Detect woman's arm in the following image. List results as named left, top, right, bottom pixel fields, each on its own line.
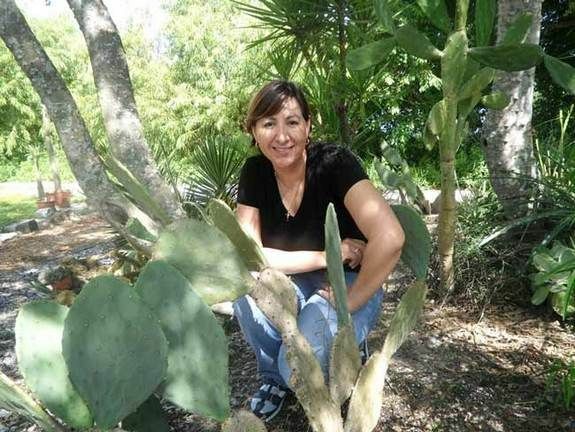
left=342, top=180, right=405, bottom=312
left=236, top=203, right=327, bottom=274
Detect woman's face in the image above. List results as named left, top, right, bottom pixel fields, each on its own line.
left=252, top=97, right=311, bottom=171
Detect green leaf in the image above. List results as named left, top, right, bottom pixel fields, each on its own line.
left=441, top=31, right=468, bottom=96
left=15, top=301, right=93, bottom=429
left=482, top=91, right=510, bottom=110
left=396, top=24, right=443, bottom=60
left=474, top=0, right=496, bottom=46
left=469, top=44, right=543, bottom=71
left=391, top=205, right=431, bottom=279
left=375, top=0, right=395, bottom=34
left=502, top=12, right=533, bottom=45
left=135, top=261, right=230, bottom=421
left=346, top=38, right=396, bottom=70
left=325, top=203, right=351, bottom=326
left=544, top=55, right=575, bottom=95
left=416, top=0, right=451, bottom=33
left=376, top=165, right=402, bottom=188
left=531, top=285, right=550, bottom=305
left=123, top=395, right=169, bottom=432
left=563, top=271, right=575, bottom=319
left=532, top=251, right=557, bottom=272
left=458, top=67, right=495, bottom=100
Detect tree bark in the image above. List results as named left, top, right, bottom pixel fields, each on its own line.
left=66, top=0, right=185, bottom=221
left=0, top=0, right=155, bottom=232
left=41, top=105, right=62, bottom=193
left=482, top=0, right=542, bottom=219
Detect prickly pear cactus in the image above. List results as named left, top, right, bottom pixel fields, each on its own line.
left=0, top=371, right=62, bottom=432
left=221, top=409, right=267, bottom=432
left=62, top=275, right=168, bottom=429
left=328, top=323, right=361, bottom=406
left=208, top=199, right=268, bottom=271
left=15, top=301, right=92, bottom=429
left=324, top=204, right=361, bottom=405
left=135, top=261, right=230, bottom=421
left=251, top=268, right=344, bottom=432
left=153, top=218, right=251, bottom=305
left=390, top=205, right=431, bottom=280
left=122, top=394, right=169, bottom=432
left=344, top=280, right=427, bottom=432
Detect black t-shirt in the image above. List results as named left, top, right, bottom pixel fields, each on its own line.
left=237, top=142, right=368, bottom=253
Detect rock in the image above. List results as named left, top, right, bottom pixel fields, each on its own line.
left=431, top=189, right=475, bottom=214
left=211, top=301, right=234, bottom=316
left=4, top=219, right=38, bottom=234
left=34, top=207, right=56, bottom=219
left=0, top=232, right=19, bottom=243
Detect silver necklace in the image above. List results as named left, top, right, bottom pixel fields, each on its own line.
left=275, top=172, right=304, bottom=221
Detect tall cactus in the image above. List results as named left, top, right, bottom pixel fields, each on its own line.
left=347, top=0, right=575, bottom=293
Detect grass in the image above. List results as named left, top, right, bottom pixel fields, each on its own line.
left=0, top=196, right=38, bottom=227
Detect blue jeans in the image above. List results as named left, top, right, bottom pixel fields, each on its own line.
left=233, top=270, right=384, bottom=388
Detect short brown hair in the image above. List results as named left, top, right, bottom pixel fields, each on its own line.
left=245, top=80, right=311, bottom=144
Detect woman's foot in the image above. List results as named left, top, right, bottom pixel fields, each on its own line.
left=250, top=380, right=289, bottom=422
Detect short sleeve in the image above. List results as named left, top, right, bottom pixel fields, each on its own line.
left=331, top=146, right=368, bottom=199
left=237, top=157, right=261, bottom=208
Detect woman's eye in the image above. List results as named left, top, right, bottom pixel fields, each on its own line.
left=289, top=120, right=300, bottom=126
left=263, top=122, right=274, bottom=128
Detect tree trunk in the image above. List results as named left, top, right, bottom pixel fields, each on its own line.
left=482, top=0, right=542, bottom=219
left=0, top=0, right=156, bottom=233
left=66, top=0, right=185, bottom=222
left=32, top=150, right=46, bottom=200
left=41, top=105, right=62, bottom=193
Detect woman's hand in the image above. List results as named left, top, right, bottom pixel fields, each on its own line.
left=340, top=238, right=366, bottom=269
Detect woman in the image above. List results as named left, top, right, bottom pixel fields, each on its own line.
left=234, top=80, right=404, bottom=421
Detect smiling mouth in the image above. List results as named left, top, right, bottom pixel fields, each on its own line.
left=273, top=145, right=295, bottom=152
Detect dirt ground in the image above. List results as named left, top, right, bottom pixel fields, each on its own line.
left=0, top=212, right=574, bottom=431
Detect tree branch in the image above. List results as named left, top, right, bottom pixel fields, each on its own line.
left=66, top=0, right=185, bottom=222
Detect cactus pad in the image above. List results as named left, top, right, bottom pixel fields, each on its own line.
left=329, top=323, right=361, bottom=407
left=251, top=268, right=343, bottom=431
left=469, top=44, right=543, bottom=72
left=324, top=203, right=351, bottom=326
left=396, top=24, right=443, bottom=60
left=345, top=280, right=427, bottom=432
left=62, top=275, right=168, bottom=429
left=15, top=301, right=92, bottom=429
left=153, top=218, right=251, bottom=305
left=221, top=409, right=267, bottom=432
left=122, top=394, right=169, bottom=432
left=135, top=261, right=230, bottom=420
left=441, top=31, right=467, bottom=96
left=0, top=371, right=62, bottom=432
left=391, top=205, right=431, bottom=280
left=207, top=199, right=267, bottom=271
left=346, top=38, right=396, bottom=70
